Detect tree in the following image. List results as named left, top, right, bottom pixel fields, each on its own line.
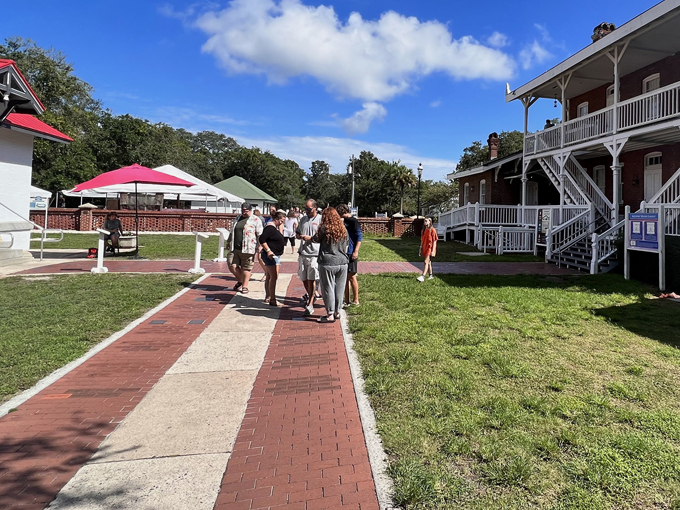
left=455, top=130, right=524, bottom=172
left=392, top=164, right=417, bottom=215
left=305, top=160, right=336, bottom=207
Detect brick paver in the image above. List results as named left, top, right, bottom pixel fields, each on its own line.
left=213, top=278, right=380, bottom=510
left=13, top=259, right=576, bottom=276
left=0, top=275, right=236, bottom=509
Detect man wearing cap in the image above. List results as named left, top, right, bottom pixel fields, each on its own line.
left=296, top=198, right=322, bottom=315
left=228, top=202, right=263, bottom=294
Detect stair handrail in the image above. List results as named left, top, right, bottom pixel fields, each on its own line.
left=563, top=170, right=590, bottom=206
left=0, top=201, right=45, bottom=232
left=547, top=209, right=590, bottom=258
left=538, top=156, right=589, bottom=206
left=565, top=156, right=613, bottom=218
left=647, top=166, right=680, bottom=204
left=590, top=219, right=624, bottom=274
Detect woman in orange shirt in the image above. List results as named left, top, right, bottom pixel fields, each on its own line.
left=418, top=217, right=438, bottom=282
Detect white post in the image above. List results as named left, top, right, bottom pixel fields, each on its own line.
left=474, top=202, right=480, bottom=227
left=546, top=228, right=552, bottom=261
left=214, top=227, right=229, bottom=262
left=189, top=232, right=209, bottom=274
left=640, top=200, right=646, bottom=213
left=590, top=232, right=598, bottom=274
left=613, top=49, right=619, bottom=135
left=589, top=202, right=596, bottom=234
left=659, top=205, right=666, bottom=291
left=497, top=226, right=504, bottom=255
left=624, top=206, right=631, bottom=280
left=92, top=228, right=110, bottom=274
left=612, top=164, right=621, bottom=224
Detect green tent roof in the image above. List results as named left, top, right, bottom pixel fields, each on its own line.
left=213, top=176, right=277, bottom=203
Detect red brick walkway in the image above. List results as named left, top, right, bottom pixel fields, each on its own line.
left=0, top=276, right=236, bottom=509
left=213, top=278, right=380, bottom=510
left=12, top=260, right=575, bottom=276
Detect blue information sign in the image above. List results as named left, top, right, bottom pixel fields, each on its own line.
left=628, top=213, right=659, bottom=251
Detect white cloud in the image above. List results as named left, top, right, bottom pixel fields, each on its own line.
left=232, top=134, right=457, bottom=181
left=430, top=100, right=442, bottom=108
left=340, top=102, right=387, bottom=135
left=519, top=41, right=552, bottom=70
left=151, top=106, right=255, bottom=127
left=487, top=31, right=509, bottom=48
left=534, top=23, right=551, bottom=43
left=192, top=0, right=515, bottom=103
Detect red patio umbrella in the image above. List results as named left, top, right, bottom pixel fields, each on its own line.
left=72, top=164, right=193, bottom=257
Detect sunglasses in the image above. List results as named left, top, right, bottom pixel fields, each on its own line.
left=305, top=207, right=314, bottom=212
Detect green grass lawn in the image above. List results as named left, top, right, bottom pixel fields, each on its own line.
left=31, top=233, right=221, bottom=260
left=360, top=236, right=543, bottom=263
left=0, top=274, right=197, bottom=404
left=348, top=273, right=680, bottom=509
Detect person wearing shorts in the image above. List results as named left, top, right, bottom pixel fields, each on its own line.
left=259, top=211, right=286, bottom=306
left=336, top=204, right=362, bottom=306
left=283, top=211, right=298, bottom=254
left=103, top=212, right=123, bottom=253
left=228, top=202, right=263, bottom=294
left=296, top=199, right=322, bottom=315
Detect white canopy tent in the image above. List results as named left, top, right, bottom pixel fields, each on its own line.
left=61, top=165, right=243, bottom=211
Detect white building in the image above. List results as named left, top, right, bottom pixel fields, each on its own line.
left=0, top=59, right=71, bottom=264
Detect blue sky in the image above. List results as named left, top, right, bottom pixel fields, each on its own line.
left=6, top=0, right=659, bottom=180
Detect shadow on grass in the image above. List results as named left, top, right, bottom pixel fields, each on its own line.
left=594, top=299, right=680, bottom=347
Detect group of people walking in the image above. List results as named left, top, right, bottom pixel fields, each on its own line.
left=227, top=198, right=362, bottom=323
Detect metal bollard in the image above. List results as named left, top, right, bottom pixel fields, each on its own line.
left=213, top=227, right=229, bottom=262
left=189, top=231, right=209, bottom=274
left=91, top=228, right=110, bottom=274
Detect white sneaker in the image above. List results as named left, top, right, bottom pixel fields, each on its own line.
left=428, top=275, right=434, bottom=280
left=417, top=275, right=425, bottom=282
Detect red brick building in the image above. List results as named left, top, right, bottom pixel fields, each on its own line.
left=442, top=0, right=680, bottom=281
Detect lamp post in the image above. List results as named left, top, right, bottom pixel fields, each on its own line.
left=348, top=154, right=356, bottom=208
left=417, top=163, right=423, bottom=219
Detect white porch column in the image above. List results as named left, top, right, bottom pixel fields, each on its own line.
left=521, top=177, right=528, bottom=224
left=611, top=164, right=622, bottom=223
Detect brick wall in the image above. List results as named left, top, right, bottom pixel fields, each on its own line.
left=30, top=209, right=421, bottom=237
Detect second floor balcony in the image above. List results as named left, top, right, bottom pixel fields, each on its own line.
left=524, top=78, right=680, bottom=156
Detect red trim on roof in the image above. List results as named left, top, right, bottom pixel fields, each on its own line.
left=0, top=59, right=46, bottom=112
left=4, top=113, right=72, bottom=142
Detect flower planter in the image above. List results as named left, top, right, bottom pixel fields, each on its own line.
left=118, top=236, right=137, bottom=249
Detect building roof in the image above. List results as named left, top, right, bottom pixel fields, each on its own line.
left=3, top=113, right=72, bottom=143
left=0, top=59, right=45, bottom=113
left=213, top=176, right=277, bottom=203
left=506, top=0, right=680, bottom=102
left=446, top=151, right=522, bottom=181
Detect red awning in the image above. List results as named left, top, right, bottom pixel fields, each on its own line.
left=72, top=164, right=194, bottom=192
left=4, top=113, right=73, bottom=143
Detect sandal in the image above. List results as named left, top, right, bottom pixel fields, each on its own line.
left=317, top=316, right=335, bottom=324
left=334, top=312, right=340, bottom=320
left=269, top=300, right=279, bottom=307
left=241, top=287, right=249, bottom=294
left=233, top=282, right=242, bottom=291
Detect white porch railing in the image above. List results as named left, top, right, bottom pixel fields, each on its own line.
left=563, top=107, right=614, bottom=145
left=648, top=166, right=680, bottom=205
left=525, top=79, right=680, bottom=156
left=641, top=203, right=680, bottom=236
left=546, top=209, right=590, bottom=259
left=564, top=156, right=613, bottom=219
left=478, top=205, right=520, bottom=225
left=590, top=220, right=624, bottom=274
left=477, top=225, right=536, bottom=255
left=618, top=80, right=680, bottom=131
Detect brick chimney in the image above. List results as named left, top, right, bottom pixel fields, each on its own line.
left=488, top=132, right=500, bottom=160
left=591, top=22, right=616, bottom=43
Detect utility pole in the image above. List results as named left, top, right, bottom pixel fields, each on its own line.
left=417, top=163, right=423, bottom=218
left=349, top=154, right=356, bottom=208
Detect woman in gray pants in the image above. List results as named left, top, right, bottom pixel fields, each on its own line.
left=301, top=207, right=349, bottom=323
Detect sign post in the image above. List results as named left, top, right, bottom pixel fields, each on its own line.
left=92, top=229, right=110, bottom=274
left=189, top=231, right=209, bottom=274
left=624, top=205, right=666, bottom=291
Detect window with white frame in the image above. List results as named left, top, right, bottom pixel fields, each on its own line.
left=593, top=165, right=606, bottom=193
left=479, top=180, right=486, bottom=204
left=643, top=73, right=660, bottom=93
left=643, top=74, right=661, bottom=120
left=606, top=85, right=615, bottom=107
left=577, top=102, right=589, bottom=118
left=463, top=182, right=470, bottom=204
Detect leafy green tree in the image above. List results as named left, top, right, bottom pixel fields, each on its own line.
left=392, top=164, right=416, bottom=215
